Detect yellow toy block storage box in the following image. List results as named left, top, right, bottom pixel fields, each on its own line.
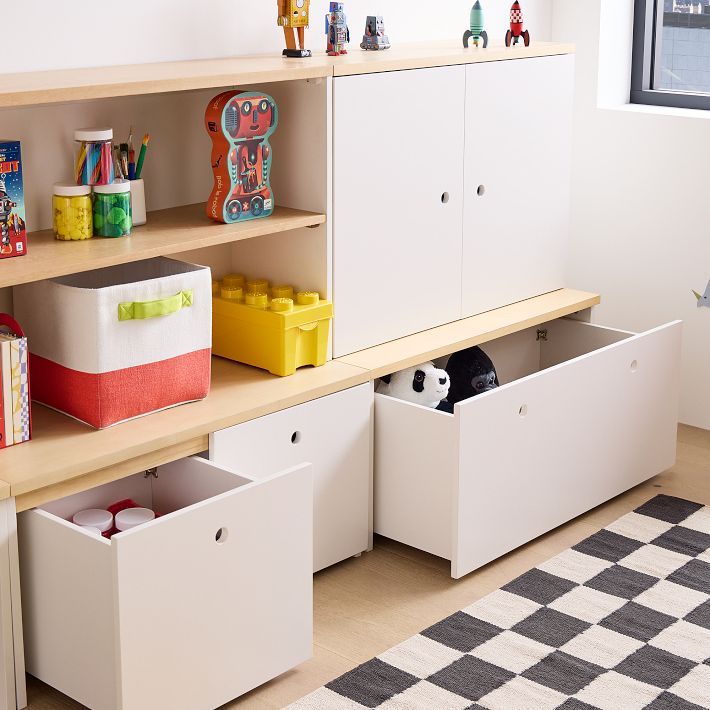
left=212, top=274, right=333, bottom=376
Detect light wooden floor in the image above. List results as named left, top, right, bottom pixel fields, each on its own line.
left=26, top=425, right=710, bottom=710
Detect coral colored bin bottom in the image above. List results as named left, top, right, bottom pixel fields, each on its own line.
left=29, top=349, right=211, bottom=429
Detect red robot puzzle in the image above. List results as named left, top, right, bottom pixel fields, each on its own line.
left=205, top=91, right=278, bottom=223
left=0, top=141, right=27, bottom=259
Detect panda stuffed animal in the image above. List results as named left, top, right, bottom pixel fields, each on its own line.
left=377, top=362, right=453, bottom=412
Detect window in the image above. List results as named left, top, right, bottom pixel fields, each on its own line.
left=632, top=0, right=710, bottom=109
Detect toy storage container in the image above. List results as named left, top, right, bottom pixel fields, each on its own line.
left=212, top=275, right=333, bottom=376
left=52, top=183, right=93, bottom=241
left=93, top=180, right=132, bottom=237
left=74, top=127, right=114, bottom=186
left=14, top=257, right=212, bottom=428
left=374, top=317, right=682, bottom=579
left=19, top=456, right=313, bottom=710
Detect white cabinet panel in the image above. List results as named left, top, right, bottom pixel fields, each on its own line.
left=462, top=55, right=574, bottom=317
left=333, top=66, right=465, bottom=356
left=211, top=384, right=372, bottom=572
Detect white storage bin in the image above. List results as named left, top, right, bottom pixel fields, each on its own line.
left=19, top=457, right=313, bottom=710
left=211, top=383, right=373, bottom=572
left=375, top=318, right=682, bottom=579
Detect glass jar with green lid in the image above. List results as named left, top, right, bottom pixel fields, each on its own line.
left=93, top=180, right=132, bottom=237
left=53, top=183, right=93, bottom=241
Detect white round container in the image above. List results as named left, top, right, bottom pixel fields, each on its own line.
left=81, top=526, right=103, bottom=536
left=115, top=507, right=155, bottom=531
left=73, top=509, right=113, bottom=533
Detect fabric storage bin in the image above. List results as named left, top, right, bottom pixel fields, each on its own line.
left=14, top=257, right=212, bottom=428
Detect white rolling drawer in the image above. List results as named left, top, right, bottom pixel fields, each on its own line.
left=19, top=457, right=313, bottom=710
left=375, top=318, right=682, bottom=579
left=210, top=383, right=373, bottom=572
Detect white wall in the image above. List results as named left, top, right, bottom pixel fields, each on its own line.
left=552, top=0, right=710, bottom=429
left=13, top=1, right=552, bottom=73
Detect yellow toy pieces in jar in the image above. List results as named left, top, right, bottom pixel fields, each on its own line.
left=53, top=183, right=93, bottom=241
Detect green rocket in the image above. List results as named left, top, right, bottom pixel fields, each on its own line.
left=463, top=1, right=489, bottom=48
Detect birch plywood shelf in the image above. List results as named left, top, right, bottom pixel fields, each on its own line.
left=0, top=55, right=332, bottom=108
left=1, top=205, right=325, bottom=289
left=330, top=41, right=576, bottom=76
left=0, top=288, right=597, bottom=510
left=0, top=42, right=574, bottom=108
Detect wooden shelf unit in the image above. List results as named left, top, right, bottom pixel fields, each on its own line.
left=0, top=42, right=574, bottom=108
left=1, top=205, right=324, bottom=289
left=0, top=288, right=598, bottom=509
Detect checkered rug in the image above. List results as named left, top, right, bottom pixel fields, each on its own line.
left=289, top=495, right=710, bottom=709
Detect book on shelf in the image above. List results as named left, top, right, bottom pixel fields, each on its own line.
left=0, top=337, right=11, bottom=447
left=0, top=326, right=30, bottom=446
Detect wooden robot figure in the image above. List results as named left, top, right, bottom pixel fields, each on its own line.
left=326, top=2, right=350, bottom=56
left=505, top=1, right=530, bottom=47
left=277, top=0, right=312, bottom=58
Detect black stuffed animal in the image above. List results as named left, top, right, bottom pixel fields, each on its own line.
left=446, top=346, right=499, bottom=405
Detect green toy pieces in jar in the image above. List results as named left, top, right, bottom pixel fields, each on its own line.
left=93, top=180, right=132, bottom=237
left=53, top=183, right=93, bottom=241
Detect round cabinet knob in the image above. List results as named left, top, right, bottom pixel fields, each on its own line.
left=477, top=185, right=486, bottom=197
left=441, top=192, right=450, bottom=204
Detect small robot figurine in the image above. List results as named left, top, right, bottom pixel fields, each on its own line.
left=463, top=1, right=488, bottom=49
left=360, top=16, right=390, bottom=51
left=0, top=181, right=17, bottom=255
left=326, top=2, right=350, bottom=56
left=277, top=0, right=312, bottom=58
left=505, top=1, right=530, bottom=47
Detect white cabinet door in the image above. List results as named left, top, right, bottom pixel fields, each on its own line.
left=333, top=66, right=465, bottom=356
left=462, top=55, right=574, bottom=317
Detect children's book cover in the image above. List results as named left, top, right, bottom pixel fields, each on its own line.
left=0, top=141, right=27, bottom=259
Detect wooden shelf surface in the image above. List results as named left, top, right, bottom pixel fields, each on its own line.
left=331, top=41, right=576, bottom=77
left=339, top=289, right=601, bottom=378
left=0, top=288, right=597, bottom=508
left=5, top=357, right=368, bottom=510
left=0, top=42, right=574, bottom=108
left=1, top=205, right=324, bottom=289
left=0, top=55, right=331, bottom=108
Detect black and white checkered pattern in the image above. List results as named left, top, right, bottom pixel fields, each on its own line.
left=290, top=496, right=710, bottom=709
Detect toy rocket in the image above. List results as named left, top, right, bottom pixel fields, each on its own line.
left=463, top=1, right=488, bottom=49
left=505, top=1, right=531, bottom=47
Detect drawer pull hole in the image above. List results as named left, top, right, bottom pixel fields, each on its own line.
left=215, top=527, right=229, bottom=544
left=519, top=404, right=528, bottom=418
left=291, top=431, right=302, bottom=444
left=630, top=360, right=638, bottom=373
left=477, top=185, right=486, bottom=197
left=441, top=192, right=450, bottom=204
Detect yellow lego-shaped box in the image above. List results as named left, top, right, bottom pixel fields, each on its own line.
left=212, top=273, right=333, bottom=377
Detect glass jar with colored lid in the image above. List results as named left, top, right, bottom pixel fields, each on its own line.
left=53, top=183, right=93, bottom=241
left=93, top=180, right=132, bottom=237
left=74, top=127, right=114, bottom=186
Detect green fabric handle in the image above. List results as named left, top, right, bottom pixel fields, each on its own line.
left=118, top=290, right=193, bottom=321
